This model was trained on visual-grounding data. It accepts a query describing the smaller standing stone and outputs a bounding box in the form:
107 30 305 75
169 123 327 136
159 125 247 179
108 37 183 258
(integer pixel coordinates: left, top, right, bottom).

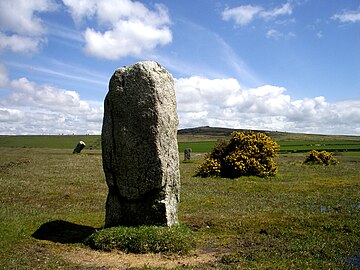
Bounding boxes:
73 141 86 154
184 148 192 161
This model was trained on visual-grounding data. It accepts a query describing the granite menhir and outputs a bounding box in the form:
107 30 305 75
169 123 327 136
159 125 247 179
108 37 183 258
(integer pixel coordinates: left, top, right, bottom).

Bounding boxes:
101 61 180 227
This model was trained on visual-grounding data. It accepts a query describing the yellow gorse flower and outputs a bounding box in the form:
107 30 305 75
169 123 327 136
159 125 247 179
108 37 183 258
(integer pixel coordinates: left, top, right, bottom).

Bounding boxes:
196 131 280 178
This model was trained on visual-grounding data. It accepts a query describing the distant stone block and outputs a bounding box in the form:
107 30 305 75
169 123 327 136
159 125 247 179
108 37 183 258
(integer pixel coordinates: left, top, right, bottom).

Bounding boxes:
184 148 192 161
73 141 86 154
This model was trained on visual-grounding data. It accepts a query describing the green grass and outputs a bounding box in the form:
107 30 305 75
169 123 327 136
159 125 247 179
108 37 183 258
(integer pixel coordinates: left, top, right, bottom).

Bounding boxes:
0 135 217 153
178 140 360 154
0 148 105 269
0 135 101 149
180 154 360 269
279 140 360 153
178 141 218 153
1 134 360 154
0 142 359 268
85 225 195 254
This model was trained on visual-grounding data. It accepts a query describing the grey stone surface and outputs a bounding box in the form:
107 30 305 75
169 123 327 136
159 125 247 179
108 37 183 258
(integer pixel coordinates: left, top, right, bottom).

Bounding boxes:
101 61 180 227
73 141 86 154
184 148 192 161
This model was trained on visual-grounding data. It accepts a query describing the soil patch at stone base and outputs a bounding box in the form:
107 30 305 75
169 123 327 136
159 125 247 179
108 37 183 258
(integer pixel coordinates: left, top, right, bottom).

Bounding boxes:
62 247 217 269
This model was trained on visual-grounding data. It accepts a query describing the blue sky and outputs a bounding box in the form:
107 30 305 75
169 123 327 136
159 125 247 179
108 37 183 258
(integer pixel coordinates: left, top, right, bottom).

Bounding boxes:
0 0 359 135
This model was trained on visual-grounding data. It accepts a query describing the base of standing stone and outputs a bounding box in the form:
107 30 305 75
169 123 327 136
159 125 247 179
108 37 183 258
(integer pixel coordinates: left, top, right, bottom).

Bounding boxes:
105 188 169 227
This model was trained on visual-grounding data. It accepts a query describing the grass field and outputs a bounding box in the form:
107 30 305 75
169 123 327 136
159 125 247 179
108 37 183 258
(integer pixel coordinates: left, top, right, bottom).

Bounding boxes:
0 132 360 269
2 134 360 154
279 141 360 153
0 135 101 150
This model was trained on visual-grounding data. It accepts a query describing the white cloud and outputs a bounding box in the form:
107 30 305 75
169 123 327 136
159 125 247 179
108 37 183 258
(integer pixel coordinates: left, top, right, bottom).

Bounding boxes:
63 0 172 59
332 9 360 23
0 0 56 35
175 76 241 113
1 73 359 135
266 29 282 39
0 0 56 54
0 33 44 54
0 108 23 122
222 5 263 26
0 63 9 88
175 76 360 135
0 108 102 135
260 3 292 19
61 0 97 24
0 76 103 135
266 29 295 40
222 2 293 27
8 78 92 114
83 20 171 59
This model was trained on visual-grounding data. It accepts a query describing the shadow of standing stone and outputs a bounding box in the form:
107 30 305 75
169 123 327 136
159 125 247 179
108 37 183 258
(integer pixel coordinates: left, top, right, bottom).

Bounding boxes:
345 253 360 266
102 61 180 228
32 220 96 244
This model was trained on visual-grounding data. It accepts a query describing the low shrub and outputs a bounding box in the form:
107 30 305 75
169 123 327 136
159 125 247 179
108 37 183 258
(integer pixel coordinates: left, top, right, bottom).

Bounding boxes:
85 225 195 254
304 150 338 165
196 131 280 178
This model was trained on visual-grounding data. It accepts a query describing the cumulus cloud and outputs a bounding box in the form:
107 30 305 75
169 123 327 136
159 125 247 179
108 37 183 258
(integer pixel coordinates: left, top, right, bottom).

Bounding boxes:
0 0 56 54
8 78 92 114
63 0 172 59
0 63 9 88
0 108 23 123
1 74 359 135
0 0 56 34
0 108 102 135
222 5 263 26
0 76 103 135
175 76 360 135
0 33 45 54
332 8 360 23
222 2 293 27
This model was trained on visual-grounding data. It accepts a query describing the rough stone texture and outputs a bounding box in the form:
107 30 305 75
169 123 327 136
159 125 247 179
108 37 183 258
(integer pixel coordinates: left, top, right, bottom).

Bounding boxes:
73 141 86 154
184 148 192 161
102 61 180 227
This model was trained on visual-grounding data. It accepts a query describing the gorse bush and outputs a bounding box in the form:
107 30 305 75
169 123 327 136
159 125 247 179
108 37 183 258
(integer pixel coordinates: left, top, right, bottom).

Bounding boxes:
85 225 195 254
196 131 280 178
304 150 338 165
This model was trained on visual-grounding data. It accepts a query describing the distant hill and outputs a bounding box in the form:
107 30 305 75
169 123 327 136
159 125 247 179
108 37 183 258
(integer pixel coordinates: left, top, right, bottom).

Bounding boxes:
178 126 297 140
178 126 360 141
178 126 245 136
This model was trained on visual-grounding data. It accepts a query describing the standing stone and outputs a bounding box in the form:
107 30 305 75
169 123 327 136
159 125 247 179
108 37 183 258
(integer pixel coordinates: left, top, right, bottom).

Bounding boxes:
102 61 180 227
73 141 86 154
184 148 192 161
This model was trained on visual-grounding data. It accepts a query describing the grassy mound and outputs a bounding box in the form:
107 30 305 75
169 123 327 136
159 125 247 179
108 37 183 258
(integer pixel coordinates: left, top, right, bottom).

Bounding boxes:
85 225 196 255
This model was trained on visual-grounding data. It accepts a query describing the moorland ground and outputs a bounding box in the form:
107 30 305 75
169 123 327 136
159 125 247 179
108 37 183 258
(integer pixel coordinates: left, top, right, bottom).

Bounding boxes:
0 131 359 269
